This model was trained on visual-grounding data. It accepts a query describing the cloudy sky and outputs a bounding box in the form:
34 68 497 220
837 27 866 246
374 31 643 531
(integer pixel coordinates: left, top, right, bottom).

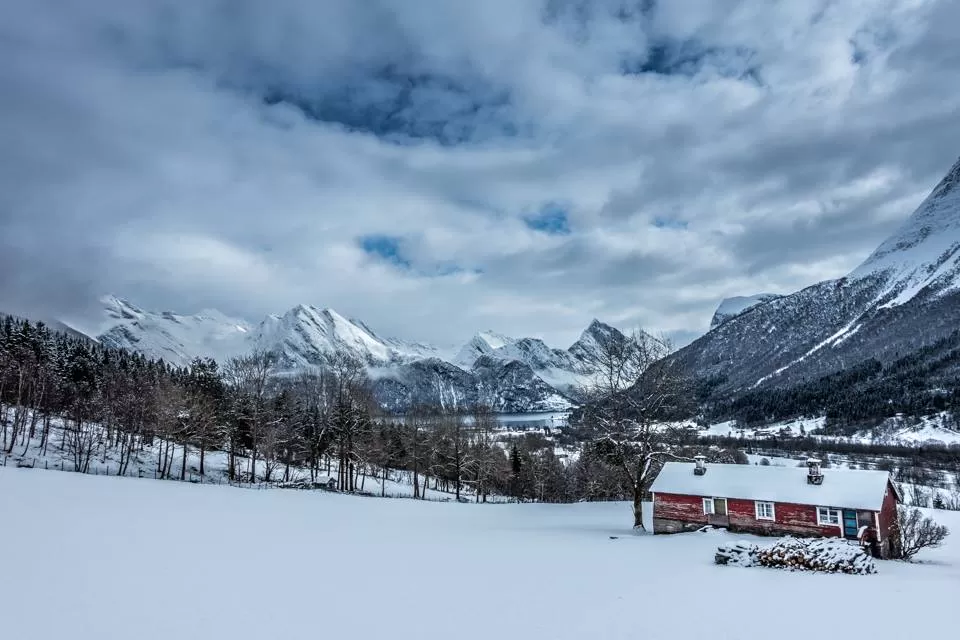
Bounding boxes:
3 0 960 348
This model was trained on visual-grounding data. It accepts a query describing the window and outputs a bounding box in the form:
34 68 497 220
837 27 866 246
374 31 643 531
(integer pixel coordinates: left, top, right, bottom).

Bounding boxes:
703 498 727 515
817 507 840 526
755 501 775 521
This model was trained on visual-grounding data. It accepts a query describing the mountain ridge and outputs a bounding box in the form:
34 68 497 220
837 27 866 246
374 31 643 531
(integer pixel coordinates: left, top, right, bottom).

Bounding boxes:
90 296 649 413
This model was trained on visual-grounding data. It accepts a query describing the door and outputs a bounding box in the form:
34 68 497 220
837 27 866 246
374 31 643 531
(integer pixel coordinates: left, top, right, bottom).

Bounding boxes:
843 509 859 539
708 498 729 528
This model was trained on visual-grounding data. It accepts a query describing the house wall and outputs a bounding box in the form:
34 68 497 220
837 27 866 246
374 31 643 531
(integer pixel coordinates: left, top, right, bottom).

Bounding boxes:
652 493 708 533
653 492 852 538
877 480 900 558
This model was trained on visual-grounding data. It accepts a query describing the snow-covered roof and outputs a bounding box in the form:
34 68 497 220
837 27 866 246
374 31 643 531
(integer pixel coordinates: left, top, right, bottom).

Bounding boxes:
650 463 893 511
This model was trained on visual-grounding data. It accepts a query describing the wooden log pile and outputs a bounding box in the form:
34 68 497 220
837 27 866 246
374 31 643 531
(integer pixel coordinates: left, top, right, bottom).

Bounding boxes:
716 537 877 574
715 541 759 567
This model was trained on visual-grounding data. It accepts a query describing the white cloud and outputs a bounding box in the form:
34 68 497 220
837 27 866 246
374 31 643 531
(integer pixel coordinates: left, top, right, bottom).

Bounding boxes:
2 0 960 348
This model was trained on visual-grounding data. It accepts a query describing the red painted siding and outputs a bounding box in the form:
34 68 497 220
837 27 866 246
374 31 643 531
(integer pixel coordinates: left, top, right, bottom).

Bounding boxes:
877 480 900 549
653 493 709 526
654 492 854 538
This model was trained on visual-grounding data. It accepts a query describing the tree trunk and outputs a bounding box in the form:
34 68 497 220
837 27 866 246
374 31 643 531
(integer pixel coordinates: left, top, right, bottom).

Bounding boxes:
633 485 645 530
40 414 51 456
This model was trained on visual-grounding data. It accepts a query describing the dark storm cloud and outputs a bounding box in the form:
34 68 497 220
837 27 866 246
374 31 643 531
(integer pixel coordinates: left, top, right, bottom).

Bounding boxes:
2 0 960 347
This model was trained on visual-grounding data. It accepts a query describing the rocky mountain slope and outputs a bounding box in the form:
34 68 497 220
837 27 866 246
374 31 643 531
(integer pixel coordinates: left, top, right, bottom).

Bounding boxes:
671 156 960 400
91 297 647 413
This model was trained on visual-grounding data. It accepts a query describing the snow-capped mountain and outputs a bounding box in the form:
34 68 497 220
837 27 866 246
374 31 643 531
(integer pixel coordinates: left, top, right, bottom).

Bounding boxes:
710 294 782 328
453 331 516 368
449 319 661 395
254 304 443 368
92 296 648 412
850 157 960 306
98 296 252 365
671 156 960 395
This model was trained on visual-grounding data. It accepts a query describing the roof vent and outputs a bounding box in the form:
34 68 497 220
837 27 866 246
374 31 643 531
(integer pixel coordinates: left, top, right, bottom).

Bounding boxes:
693 455 707 476
806 458 824 485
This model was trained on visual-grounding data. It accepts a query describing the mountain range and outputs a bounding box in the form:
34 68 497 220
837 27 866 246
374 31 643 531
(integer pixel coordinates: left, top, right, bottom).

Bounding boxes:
50 156 960 420
670 156 960 408
95 296 653 413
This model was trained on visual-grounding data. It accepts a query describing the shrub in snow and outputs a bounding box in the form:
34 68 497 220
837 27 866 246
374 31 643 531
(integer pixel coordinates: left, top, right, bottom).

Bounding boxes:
893 506 950 561
716 537 877 574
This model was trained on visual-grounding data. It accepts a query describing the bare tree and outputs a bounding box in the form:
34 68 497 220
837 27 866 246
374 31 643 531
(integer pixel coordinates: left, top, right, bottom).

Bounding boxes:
577 331 693 529
289 371 333 482
469 405 505 503
225 350 276 482
440 411 472 501
893 506 950 560
407 406 433 499
326 353 372 492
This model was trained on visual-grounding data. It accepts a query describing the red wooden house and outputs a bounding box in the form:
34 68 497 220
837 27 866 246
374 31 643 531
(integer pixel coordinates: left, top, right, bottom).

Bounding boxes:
649 457 902 558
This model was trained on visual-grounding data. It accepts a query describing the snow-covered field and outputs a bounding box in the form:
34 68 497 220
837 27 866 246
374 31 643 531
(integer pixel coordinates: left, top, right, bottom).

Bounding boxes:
1 467 957 640
706 413 960 446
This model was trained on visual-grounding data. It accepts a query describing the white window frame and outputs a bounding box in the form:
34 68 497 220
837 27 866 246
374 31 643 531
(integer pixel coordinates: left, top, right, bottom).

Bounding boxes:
702 497 715 515
817 506 840 526
755 501 775 521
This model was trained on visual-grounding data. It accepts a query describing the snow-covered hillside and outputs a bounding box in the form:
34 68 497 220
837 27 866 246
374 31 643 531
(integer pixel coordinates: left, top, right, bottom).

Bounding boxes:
0 415 492 501
2 467 957 640
705 413 960 446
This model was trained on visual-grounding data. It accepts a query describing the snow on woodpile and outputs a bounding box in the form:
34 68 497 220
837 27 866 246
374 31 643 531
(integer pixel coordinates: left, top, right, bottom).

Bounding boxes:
716 537 877 574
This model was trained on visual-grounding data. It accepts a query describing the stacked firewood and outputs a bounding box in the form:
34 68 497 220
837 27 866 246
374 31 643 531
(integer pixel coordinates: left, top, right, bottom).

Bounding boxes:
716 537 876 574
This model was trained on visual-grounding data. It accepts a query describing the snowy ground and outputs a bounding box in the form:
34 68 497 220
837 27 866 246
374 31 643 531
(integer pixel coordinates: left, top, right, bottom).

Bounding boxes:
1 467 957 640
705 416 827 438
707 413 960 446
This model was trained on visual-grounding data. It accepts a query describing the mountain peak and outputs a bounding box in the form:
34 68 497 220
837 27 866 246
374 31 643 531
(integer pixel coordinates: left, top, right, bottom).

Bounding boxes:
452 330 515 367
100 294 142 321
929 156 960 201
97 296 251 366
850 156 960 307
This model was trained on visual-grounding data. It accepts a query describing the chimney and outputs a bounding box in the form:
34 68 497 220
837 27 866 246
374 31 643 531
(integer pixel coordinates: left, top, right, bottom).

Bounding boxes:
806 458 824 485
693 455 707 476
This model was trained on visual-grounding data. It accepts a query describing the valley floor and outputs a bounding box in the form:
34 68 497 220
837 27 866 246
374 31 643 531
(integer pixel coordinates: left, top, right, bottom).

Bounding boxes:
1 467 957 640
